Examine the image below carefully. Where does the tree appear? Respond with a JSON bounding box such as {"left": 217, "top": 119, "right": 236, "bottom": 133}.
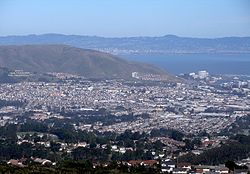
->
{"left": 50, "top": 141, "right": 61, "bottom": 152}
{"left": 225, "top": 161, "right": 236, "bottom": 171}
{"left": 154, "top": 140, "right": 164, "bottom": 151}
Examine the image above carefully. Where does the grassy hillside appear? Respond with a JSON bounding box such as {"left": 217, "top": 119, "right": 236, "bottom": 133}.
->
{"left": 0, "top": 45, "right": 173, "bottom": 80}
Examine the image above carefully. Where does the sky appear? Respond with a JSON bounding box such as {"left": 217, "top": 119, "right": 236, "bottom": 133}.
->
{"left": 0, "top": 0, "right": 250, "bottom": 38}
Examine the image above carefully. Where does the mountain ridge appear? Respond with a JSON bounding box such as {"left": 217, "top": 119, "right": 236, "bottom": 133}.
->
{"left": 0, "top": 34, "right": 249, "bottom": 55}
{"left": 1, "top": 33, "right": 249, "bottom": 39}
{"left": 0, "top": 44, "right": 175, "bottom": 80}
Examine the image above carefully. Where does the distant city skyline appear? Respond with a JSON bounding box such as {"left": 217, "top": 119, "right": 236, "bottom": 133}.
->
{"left": 0, "top": 0, "right": 250, "bottom": 38}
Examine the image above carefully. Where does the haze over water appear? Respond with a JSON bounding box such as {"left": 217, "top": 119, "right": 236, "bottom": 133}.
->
{"left": 122, "top": 54, "right": 250, "bottom": 75}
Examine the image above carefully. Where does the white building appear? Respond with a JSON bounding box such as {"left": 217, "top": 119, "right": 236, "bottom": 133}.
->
{"left": 132, "top": 72, "right": 139, "bottom": 79}
{"left": 198, "top": 70, "right": 209, "bottom": 79}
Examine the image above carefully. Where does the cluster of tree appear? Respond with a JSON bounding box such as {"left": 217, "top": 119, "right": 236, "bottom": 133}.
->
{"left": 0, "top": 124, "right": 18, "bottom": 141}
{"left": 4, "top": 120, "right": 250, "bottom": 171}
{"left": 0, "top": 122, "right": 161, "bottom": 162}
{"left": 0, "top": 160, "right": 161, "bottom": 174}
{"left": 0, "top": 99, "right": 25, "bottom": 109}
{"left": 225, "top": 161, "right": 248, "bottom": 171}
{"left": 70, "top": 130, "right": 166, "bottom": 162}
{"left": 182, "top": 138, "right": 202, "bottom": 151}
{"left": 19, "top": 122, "right": 48, "bottom": 133}
{"left": 149, "top": 128, "right": 202, "bottom": 151}
{"left": 72, "top": 147, "right": 111, "bottom": 162}
{"left": 233, "top": 134, "right": 250, "bottom": 145}
{"left": 61, "top": 110, "right": 149, "bottom": 126}
{"left": 51, "top": 128, "right": 97, "bottom": 144}
{"left": 150, "top": 128, "right": 185, "bottom": 141}
{"left": 17, "top": 121, "right": 98, "bottom": 144}
{"left": 18, "top": 122, "right": 169, "bottom": 152}
{"left": 0, "top": 141, "right": 50, "bottom": 161}
{"left": 179, "top": 135, "right": 250, "bottom": 165}
{"left": 220, "top": 114, "right": 250, "bottom": 136}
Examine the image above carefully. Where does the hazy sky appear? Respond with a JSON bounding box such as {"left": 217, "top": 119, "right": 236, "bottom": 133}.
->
{"left": 0, "top": 0, "right": 250, "bottom": 37}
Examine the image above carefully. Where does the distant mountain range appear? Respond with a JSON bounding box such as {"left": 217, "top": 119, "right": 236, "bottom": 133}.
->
{"left": 0, "top": 45, "right": 174, "bottom": 80}
{"left": 0, "top": 34, "right": 250, "bottom": 55}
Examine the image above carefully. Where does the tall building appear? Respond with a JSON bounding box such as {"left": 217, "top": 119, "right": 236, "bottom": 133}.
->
{"left": 132, "top": 72, "right": 139, "bottom": 79}
{"left": 238, "top": 81, "right": 242, "bottom": 88}
{"left": 198, "top": 70, "right": 209, "bottom": 79}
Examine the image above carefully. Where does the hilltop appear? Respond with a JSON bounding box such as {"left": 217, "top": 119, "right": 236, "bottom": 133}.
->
{"left": 0, "top": 45, "right": 173, "bottom": 80}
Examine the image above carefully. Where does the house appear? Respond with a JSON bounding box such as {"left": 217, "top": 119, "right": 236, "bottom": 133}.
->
{"left": 194, "top": 165, "right": 213, "bottom": 174}
{"left": 177, "top": 162, "right": 192, "bottom": 169}
{"left": 33, "top": 158, "right": 52, "bottom": 165}
{"left": 127, "top": 160, "right": 158, "bottom": 167}
{"left": 234, "top": 169, "right": 249, "bottom": 174}
{"left": 77, "top": 142, "right": 87, "bottom": 147}
{"left": 202, "top": 140, "right": 216, "bottom": 148}
{"left": 192, "top": 150, "right": 203, "bottom": 155}
{"left": 162, "top": 166, "right": 173, "bottom": 173}
{"left": 173, "top": 168, "right": 188, "bottom": 174}
{"left": 142, "top": 160, "right": 158, "bottom": 166}
{"left": 159, "top": 153, "right": 165, "bottom": 158}
{"left": 205, "top": 172, "right": 220, "bottom": 174}
{"left": 215, "top": 166, "right": 229, "bottom": 174}
{"left": 119, "top": 147, "right": 126, "bottom": 154}
{"left": 127, "top": 160, "right": 143, "bottom": 166}
{"left": 194, "top": 165, "right": 229, "bottom": 174}
{"left": 7, "top": 159, "right": 24, "bottom": 167}
{"left": 162, "top": 159, "right": 176, "bottom": 173}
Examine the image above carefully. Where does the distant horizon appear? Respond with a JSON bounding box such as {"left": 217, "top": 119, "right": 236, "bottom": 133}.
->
{"left": 1, "top": 0, "right": 249, "bottom": 38}
{"left": 1, "top": 33, "right": 250, "bottom": 39}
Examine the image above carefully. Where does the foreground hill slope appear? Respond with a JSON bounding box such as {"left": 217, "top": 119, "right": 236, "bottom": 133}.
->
{"left": 0, "top": 45, "right": 173, "bottom": 80}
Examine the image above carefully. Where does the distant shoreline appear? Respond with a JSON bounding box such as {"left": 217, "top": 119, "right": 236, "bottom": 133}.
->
{"left": 122, "top": 53, "right": 250, "bottom": 75}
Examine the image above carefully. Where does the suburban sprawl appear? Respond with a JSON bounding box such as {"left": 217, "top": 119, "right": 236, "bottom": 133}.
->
{"left": 0, "top": 70, "right": 250, "bottom": 174}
